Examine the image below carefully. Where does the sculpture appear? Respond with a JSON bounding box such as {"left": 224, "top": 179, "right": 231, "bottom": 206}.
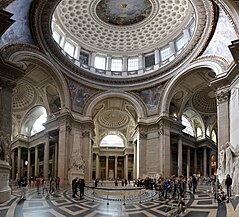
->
{"left": 70, "top": 148, "right": 85, "bottom": 172}
{"left": 225, "top": 142, "right": 238, "bottom": 176}
{"left": 232, "top": 157, "right": 239, "bottom": 194}
{"left": 0, "top": 131, "right": 10, "bottom": 162}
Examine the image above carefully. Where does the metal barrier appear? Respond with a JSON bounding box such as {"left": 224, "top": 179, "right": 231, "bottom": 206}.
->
{"left": 84, "top": 186, "right": 156, "bottom": 205}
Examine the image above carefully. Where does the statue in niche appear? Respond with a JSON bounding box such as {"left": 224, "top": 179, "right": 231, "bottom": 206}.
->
{"left": 0, "top": 131, "right": 11, "bottom": 162}
{"left": 70, "top": 148, "right": 85, "bottom": 172}
{"left": 225, "top": 142, "right": 239, "bottom": 176}
{"left": 232, "top": 157, "right": 239, "bottom": 194}
{"left": 219, "top": 148, "right": 226, "bottom": 175}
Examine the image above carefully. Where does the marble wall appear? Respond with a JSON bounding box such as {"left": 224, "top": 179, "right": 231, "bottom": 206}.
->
{"left": 230, "top": 82, "right": 239, "bottom": 150}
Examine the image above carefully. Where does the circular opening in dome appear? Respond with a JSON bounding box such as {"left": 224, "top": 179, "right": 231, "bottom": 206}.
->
{"left": 96, "top": 0, "right": 152, "bottom": 26}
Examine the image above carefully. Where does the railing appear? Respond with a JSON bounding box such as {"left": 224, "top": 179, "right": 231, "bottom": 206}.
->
{"left": 84, "top": 186, "right": 156, "bottom": 205}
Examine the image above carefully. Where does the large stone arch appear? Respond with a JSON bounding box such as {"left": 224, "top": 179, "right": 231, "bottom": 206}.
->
{"left": 1, "top": 44, "right": 71, "bottom": 110}
{"left": 83, "top": 90, "right": 147, "bottom": 119}
{"left": 160, "top": 59, "right": 225, "bottom": 117}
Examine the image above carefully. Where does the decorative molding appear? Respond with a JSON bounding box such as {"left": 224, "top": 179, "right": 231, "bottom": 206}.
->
{"left": 216, "top": 87, "right": 231, "bottom": 103}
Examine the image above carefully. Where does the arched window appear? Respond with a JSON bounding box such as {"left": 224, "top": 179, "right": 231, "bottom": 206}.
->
{"left": 196, "top": 127, "right": 202, "bottom": 137}
{"left": 31, "top": 113, "right": 47, "bottom": 135}
{"left": 211, "top": 130, "right": 217, "bottom": 143}
{"left": 100, "top": 135, "right": 124, "bottom": 147}
{"left": 206, "top": 127, "right": 210, "bottom": 137}
{"left": 182, "top": 115, "right": 194, "bottom": 136}
{"left": 21, "top": 106, "right": 47, "bottom": 136}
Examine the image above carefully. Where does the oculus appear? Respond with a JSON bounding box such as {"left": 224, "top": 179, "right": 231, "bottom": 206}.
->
{"left": 96, "top": 0, "right": 152, "bottom": 26}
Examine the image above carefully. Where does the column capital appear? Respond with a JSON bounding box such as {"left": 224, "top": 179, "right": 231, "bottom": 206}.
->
{"left": 216, "top": 88, "right": 230, "bottom": 104}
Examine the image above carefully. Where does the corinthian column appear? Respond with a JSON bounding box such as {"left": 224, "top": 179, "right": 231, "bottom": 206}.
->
{"left": 0, "top": 56, "right": 24, "bottom": 203}
{"left": 216, "top": 87, "right": 230, "bottom": 153}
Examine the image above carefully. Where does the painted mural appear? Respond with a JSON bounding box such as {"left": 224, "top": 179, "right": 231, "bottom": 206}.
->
{"left": 203, "top": 8, "right": 238, "bottom": 64}
{"left": 68, "top": 79, "right": 96, "bottom": 113}
{"left": 0, "top": 0, "right": 34, "bottom": 47}
{"left": 96, "top": 0, "right": 152, "bottom": 26}
{"left": 137, "top": 85, "right": 164, "bottom": 113}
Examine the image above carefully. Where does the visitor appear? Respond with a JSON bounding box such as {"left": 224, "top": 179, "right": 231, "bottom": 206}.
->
{"left": 225, "top": 174, "right": 232, "bottom": 198}
{"left": 55, "top": 176, "right": 60, "bottom": 190}
{"left": 72, "top": 177, "right": 78, "bottom": 198}
{"left": 79, "top": 179, "right": 85, "bottom": 200}
{"left": 192, "top": 174, "right": 197, "bottom": 194}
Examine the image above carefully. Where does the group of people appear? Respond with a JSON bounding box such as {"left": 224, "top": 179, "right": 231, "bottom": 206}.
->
{"left": 72, "top": 177, "right": 85, "bottom": 199}
{"left": 17, "top": 176, "right": 60, "bottom": 199}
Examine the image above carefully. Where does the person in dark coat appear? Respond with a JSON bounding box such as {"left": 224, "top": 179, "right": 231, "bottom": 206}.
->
{"left": 225, "top": 174, "right": 232, "bottom": 198}
{"left": 192, "top": 174, "right": 197, "bottom": 194}
{"left": 79, "top": 179, "right": 85, "bottom": 199}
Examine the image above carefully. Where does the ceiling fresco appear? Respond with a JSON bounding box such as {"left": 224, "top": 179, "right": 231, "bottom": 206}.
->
{"left": 96, "top": 0, "right": 152, "bottom": 26}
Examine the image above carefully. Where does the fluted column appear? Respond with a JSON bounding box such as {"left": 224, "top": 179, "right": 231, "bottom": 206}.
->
{"left": 194, "top": 149, "right": 197, "bottom": 174}
{"left": 114, "top": 156, "right": 118, "bottom": 179}
{"left": 216, "top": 88, "right": 230, "bottom": 153}
{"left": 187, "top": 147, "right": 190, "bottom": 178}
{"left": 96, "top": 153, "right": 100, "bottom": 179}
{"left": 17, "top": 146, "right": 21, "bottom": 178}
{"left": 133, "top": 143, "right": 137, "bottom": 179}
{"left": 178, "top": 136, "right": 183, "bottom": 176}
{"left": 11, "top": 151, "right": 15, "bottom": 180}
{"left": 203, "top": 147, "right": 207, "bottom": 176}
{"left": 54, "top": 143, "right": 58, "bottom": 177}
{"left": 124, "top": 154, "right": 128, "bottom": 180}
{"left": 81, "top": 126, "right": 93, "bottom": 182}
{"left": 43, "top": 133, "right": 50, "bottom": 180}
{"left": 106, "top": 156, "right": 109, "bottom": 180}
{"left": 0, "top": 30, "right": 24, "bottom": 203}
{"left": 27, "top": 148, "right": 31, "bottom": 182}
{"left": 34, "top": 146, "right": 38, "bottom": 177}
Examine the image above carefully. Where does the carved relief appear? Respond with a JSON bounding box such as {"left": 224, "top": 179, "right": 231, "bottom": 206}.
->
{"left": 69, "top": 148, "right": 85, "bottom": 172}
{"left": 0, "top": 132, "right": 11, "bottom": 162}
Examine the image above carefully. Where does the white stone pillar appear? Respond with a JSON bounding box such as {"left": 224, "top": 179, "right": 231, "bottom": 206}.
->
{"left": 81, "top": 128, "right": 93, "bottom": 182}
{"left": 203, "top": 147, "right": 207, "bottom": 176}
{"left": 123, "top": 56, "right": 127, "bottom": 71}
{"left": 96, "top": 153, "right": 100, "bottom": 179}
{"left": 183, "top": 28, "right": 191, "bottom": 41}
{"left": 34, "top": 146, "right": 38, "bottom": 177}
{"left": 159, "top": 120, "right": 171, "bottom": 177}
{"left": 216, "top": 88, "right": 230, "bottom": 153}
{"left": 43, "top": 133, "right": 50, "bottom": 180}
{"left": 178, "top": 136, "right": 183, "bottom": 176}
{"left": 187, "top": 147, "right": 190, "bottom": 178}
{"left": 11, "top": 152, "right": 15, "bottom": 180}
{"left": 138, "top": 54, "right": 144, "bottom": 69}
{"left": 194, "top": 149, "right": 197, "bottom": 174}
{"left": 106, "top": 156, "right": 109, "bottom": 180}
{"left": 27, "top": 148, "right": 31, "bottom": 182}
{"left": 154, "top": 49, "right": 160, "bottom": 64}
{"left": 74, "top": 45, "right": 81, "bottom": 60}
{"left": 106, "top": 56, "right": 112, "bottom": 71}
{"left": 133, "top": 143, "right": 137, "bottom": 179}
{"left": 169, "top": 41, "right": 176, "bottom": 55}
{"left": 138, "top": 131, "right": 147, "bottom": 178}
{"left": 17, "top": 146, "right": 21, "bottom": 177}
{"left": 58, "top": 121, "right": 71, "bottom": 186}
{"left": 125, "top": 154, "right": 128, "bottom": 180}
{"left": 60, "top": 35, "right": 66, "bottom": 48}
{"left": 114, "top": 156, "right": 118, "bottom": 179}
{"left": 54, "top": 143, "right": 58, "bottom": 177}
{"left": 90, "top": 52, "right": 96, "bottom": 67}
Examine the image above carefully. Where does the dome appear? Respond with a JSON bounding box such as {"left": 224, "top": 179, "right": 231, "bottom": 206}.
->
{"left": 32, "top": 0, "right": 215, "bottom": 88}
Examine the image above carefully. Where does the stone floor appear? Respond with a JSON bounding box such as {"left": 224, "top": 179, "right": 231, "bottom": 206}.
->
{"left": 0, "top": 185, "right": 239, "bottom": 217}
